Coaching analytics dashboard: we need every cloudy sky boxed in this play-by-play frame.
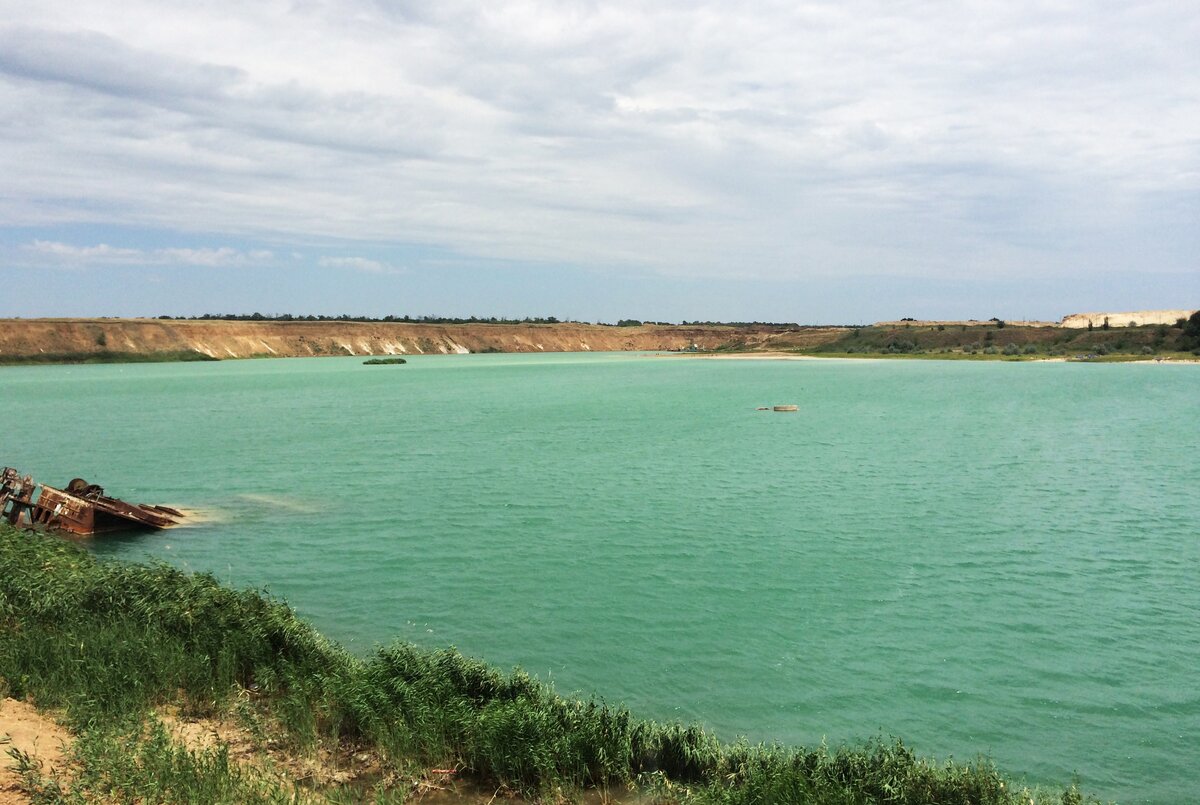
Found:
[1,1,1196,322]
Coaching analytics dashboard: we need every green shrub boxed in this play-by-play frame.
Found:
[1181,311,1200,349]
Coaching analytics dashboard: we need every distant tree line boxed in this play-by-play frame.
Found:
[163,313,568,325]
[154,314,809,328]
[677,320,802,328]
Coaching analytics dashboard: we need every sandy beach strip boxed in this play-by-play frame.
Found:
[653,351,830,361]
[655,351,1199,364]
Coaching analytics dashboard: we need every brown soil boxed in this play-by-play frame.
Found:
[158,704,391,792]
[0,699,71,805]
[0,319,846,362]
[157,707,528,803]
[1,698,651,804]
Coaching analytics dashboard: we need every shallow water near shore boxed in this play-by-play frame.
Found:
[3,353,1197,802]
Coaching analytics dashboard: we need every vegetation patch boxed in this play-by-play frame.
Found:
[795,317,1200,361]
[0,525,1101,803]
[0,350,219,366]
[363,357,408,365]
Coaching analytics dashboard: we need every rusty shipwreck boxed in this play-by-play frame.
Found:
[1,467,183,535]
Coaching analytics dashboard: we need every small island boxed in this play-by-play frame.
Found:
[362,357,407,365]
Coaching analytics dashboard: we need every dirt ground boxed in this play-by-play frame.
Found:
[0,318,818,361]
[1,699,645,804]
[0,699,71,805]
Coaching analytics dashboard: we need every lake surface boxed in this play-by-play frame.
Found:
[3,353,1197,802]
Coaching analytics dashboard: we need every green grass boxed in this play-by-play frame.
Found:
[0,525,1103,803]
[11,721,318,805]
[0,350,219,366]
[789,322,1200,362]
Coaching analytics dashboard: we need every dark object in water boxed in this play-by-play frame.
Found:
[363,357,407,365]
[1,466,183,535]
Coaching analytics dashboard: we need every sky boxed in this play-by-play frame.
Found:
[1,1,1197,323]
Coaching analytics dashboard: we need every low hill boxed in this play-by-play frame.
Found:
[0,318,848,364]
[806,317,1200,358]
[1060,309,1196,328]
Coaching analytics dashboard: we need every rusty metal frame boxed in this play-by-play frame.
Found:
[2,466,183,535]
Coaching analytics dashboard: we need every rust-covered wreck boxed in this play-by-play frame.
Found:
[1,467,183,535]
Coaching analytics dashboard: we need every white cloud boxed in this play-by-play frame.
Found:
[26,240,274,267]
[317,256,399,274]
[0,1,1197,283]
[158,247,274,267]
[28,240,142,260]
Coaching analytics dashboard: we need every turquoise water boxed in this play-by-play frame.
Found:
[3,353,1197,802]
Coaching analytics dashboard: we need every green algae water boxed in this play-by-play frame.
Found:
[3,353,1197,802]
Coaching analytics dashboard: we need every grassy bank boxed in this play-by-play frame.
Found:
[0,525,1099,803]
[0,350,220,366]
[790,317,1200,361]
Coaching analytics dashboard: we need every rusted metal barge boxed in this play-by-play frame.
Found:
[1,466,183,535]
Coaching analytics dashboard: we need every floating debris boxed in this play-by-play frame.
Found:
[1,466,184,535]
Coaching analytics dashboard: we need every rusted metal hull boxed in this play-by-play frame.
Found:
[1,467,183,535]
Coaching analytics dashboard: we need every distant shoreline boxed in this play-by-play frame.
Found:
[0,318,845,365]
[1,316,1197,365]
[662,351,1200,364]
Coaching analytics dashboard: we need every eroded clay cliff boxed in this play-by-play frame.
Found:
[0,319,846,361]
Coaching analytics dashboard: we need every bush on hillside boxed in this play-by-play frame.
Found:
[1182,311,1200,347]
